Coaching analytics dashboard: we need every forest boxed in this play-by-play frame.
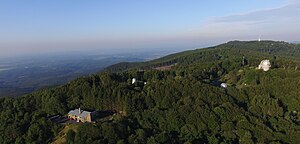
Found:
[0,41,300,144]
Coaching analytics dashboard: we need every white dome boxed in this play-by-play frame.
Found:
[220,83,227,88]
[258,60,271,71]
[132,78,137,84]
[262,60,270,66]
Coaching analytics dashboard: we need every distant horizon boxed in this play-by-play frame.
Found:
[1,39,298,60]
[1,0,300,57]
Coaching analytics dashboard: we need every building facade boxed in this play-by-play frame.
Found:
[67,108,94,122]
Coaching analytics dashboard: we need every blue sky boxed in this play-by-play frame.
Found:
[0,0,298,57]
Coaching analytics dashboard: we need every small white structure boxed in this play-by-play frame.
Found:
[132,78,137,84]
[220,83,227,88]
[258,60,271,71]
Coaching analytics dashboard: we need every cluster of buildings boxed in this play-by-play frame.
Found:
[67,59,273,121]
[220,59,272,88]
[132,78,147,85]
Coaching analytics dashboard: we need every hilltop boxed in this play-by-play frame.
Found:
[0,41,300,143]
[105,40,300,72]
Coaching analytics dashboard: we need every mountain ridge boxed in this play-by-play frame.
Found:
[105,40,300,72]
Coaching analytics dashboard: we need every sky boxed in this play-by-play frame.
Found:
[0,0,299,57]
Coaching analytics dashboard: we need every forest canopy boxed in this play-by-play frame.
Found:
[1,41,300,144]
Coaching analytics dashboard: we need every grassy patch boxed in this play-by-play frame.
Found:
[51,124,79,144]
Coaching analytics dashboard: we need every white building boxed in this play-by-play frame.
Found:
[258,60,271,71]
[220,83,227,88]
[132,78,137,84]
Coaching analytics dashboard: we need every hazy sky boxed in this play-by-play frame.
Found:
[0,0,299,57]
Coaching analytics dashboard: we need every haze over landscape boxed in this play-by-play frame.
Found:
[1,0,297,97]
[1,0,299,57]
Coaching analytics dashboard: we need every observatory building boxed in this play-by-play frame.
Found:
[220,83,227,88]
[132,78,137,84]
[258,60,271,71]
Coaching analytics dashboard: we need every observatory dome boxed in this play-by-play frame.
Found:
[220,83,227,88]
[262,60,270,65]
[258,60,271,71]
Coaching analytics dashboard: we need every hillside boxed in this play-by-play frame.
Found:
[0,41,300,143]
[105,41,300,72]
[0,54,147,97]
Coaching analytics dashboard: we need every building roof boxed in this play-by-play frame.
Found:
[68,108,91,118]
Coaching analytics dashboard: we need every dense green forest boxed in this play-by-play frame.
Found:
[1,41,300,143]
